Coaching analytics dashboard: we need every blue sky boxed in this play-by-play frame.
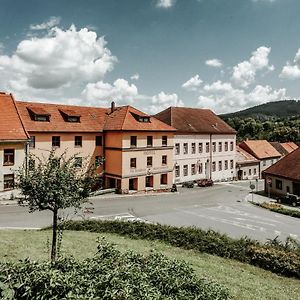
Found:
[0,0,300,113]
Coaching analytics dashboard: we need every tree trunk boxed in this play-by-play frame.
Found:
[51,208,58,262]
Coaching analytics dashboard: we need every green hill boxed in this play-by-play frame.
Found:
[221,100,300,119]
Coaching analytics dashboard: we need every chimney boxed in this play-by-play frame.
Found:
[111,101,115,113]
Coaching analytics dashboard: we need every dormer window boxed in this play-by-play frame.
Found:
[59,109,81,123]
[131,112,150,123]
[27,107,50,122]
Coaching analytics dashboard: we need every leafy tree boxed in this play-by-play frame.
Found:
[17,151,98,261]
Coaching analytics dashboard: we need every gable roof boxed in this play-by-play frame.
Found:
[270,142,289,156]
[281,142,298,153]
[236,145,259,164]
[263,148,300,182]
[103,106,176,131]
[239,140,281,160]
[17,101,107,133]
[0,93,28,141]
[154,107,236,134]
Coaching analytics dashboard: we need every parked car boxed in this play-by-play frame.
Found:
[182,181,194,188]
[197,179,214,187]
[277,193,300,207]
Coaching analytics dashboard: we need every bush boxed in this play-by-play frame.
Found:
[0,238,229,300]
[63,220,300,279]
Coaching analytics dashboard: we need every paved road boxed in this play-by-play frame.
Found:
[1,180,299,242]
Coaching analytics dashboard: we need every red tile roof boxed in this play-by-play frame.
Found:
[236,145,259,164]
[263,148,300,182]
[281,142,298,153]
[239,140,281,160]
[270,142,289,156]
[103,106,176,131]
[154,107,236,134]
[0,93,28,140]
[17,101,107,133]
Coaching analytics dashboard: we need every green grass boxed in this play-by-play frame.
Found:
[0,229,299,300]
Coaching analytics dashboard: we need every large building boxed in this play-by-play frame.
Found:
[263,148,300,196]
[155,107,236,183]
[0,93,29,192]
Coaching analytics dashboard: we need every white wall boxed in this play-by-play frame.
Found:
[173,134,236,183]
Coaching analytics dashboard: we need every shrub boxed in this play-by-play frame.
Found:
[0,238,229,300]
[63,220,300,279]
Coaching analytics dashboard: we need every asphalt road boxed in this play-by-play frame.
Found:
[1,180,300,242]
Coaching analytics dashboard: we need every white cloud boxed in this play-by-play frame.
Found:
[149,91,184,114]
[182,74,203,91]
[280,49,300,79]
[130,73,139,80]
[231,46,274,88]
[82,79,138,106]
[156,0,175,8]
[30,16,61,30]
[197,80,286,113]
[205,58,222,68]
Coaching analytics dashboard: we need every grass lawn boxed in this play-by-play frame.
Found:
[0,229,299,300]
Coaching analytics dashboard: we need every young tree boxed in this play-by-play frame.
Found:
[17,151,98,261]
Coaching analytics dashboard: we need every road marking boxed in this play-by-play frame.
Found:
[0,227,41,230]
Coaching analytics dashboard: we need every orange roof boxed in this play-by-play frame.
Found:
[103,106,176,131]
[263,148,300,182]
[236,145,259,164]
[281,142,298,153]
[17,101,107,133]
[0,93,28,141]
[155,107,236,134]
[239,140,281,160]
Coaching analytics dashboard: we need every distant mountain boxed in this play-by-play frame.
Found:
[220,100,300,119]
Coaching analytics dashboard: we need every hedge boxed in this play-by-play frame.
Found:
[63,220,300,279]
[0,238,229,300]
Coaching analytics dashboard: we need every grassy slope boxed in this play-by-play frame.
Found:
[0,230,299,300]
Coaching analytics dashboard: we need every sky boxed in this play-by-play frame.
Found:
[0,0,300,114]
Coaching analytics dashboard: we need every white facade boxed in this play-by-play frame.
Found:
[236,163,260,180]
[260,158,280,174]
[173,134,236,183]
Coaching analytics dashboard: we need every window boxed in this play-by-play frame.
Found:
[146,176,153,188]
[147,136,153,147]
[206,142,209,153]
[160,174,168,185]
[249,169,252,175]
[147,156,153,167]
[275,179,282,190]
[191,164,196,175]
[162,136,168,147]
[198,163,203,173]
[212,162,216,172]
[3,174,14,190]
[52,136,60,148]
[175,165,180,177]
[199,143,203,153]
[66,116,80,123]
[191,143,196,154]
[183,143,188,154]
[175,143,180,155]
[130,158,136,168]
[287,186,290,193]
[230,160,234,169]
[230,141,234,151]
[225,142,228,151]
[218,142,222,152]
[225,160,228,170]
[96,136,102,146]
[95,156,102,167]
[29,136,35,148]
[212,142,216,152]
[75,136,82,147]
[183,165,188,176]
[162,155,167,165]
[263,160,266,166]
[254,168,257,175]
[34,115,49,122]
[271,159,274,165]
[218,161,222,171]
[3,149,15,166]
[74,157,82,168]
[130,136,137,147]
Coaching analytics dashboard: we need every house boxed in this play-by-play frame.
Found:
[236,146,260,180]
[239,140,281,178]
[270,142,298,156]
[263,148,300,196]
[155,107,236,183]
[281,142,298,154]
[0,93,29,193]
